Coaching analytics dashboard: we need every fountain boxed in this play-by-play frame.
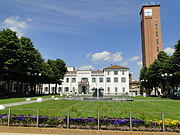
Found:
[83,87,113,101]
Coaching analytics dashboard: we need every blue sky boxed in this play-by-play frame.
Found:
[0,0,179,80]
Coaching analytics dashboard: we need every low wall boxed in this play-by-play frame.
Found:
[0,126,179,135]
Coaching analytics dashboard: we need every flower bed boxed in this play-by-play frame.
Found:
[0,114,180,132]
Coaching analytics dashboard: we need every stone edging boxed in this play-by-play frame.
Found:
[0,126,180,135]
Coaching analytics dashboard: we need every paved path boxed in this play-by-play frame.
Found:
[2,98,51,107]
[0,133,54,135]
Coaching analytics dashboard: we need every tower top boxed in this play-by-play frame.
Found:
[140,4,160,15]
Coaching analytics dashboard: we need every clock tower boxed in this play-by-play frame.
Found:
[140,5,162,67]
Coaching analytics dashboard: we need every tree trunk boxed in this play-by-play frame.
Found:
[7,81,10,94]
[48,84,50,94]
[55,83,57,94]
[155,87,157,96]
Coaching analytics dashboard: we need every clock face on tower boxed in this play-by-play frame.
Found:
[144,9,152,16]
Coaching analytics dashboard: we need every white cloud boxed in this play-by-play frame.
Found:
[164,47,175,56]
[137,61,142,66]
[86,53,91,58]
[27,18,32,22]
[91,51,123,62]
[121,61,128,66]
[78,65,95,70]
[0,16,32,37]
[129,56,139,61]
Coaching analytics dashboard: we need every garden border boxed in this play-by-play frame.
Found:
[0,126,180,135]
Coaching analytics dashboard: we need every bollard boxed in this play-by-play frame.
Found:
[7,108,11,126]
[36,109,39,127]
[98,110,100,130]
[129,111,132,131]
[67,109,70,128]
[162,112,165,132]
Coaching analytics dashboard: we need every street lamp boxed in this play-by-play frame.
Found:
[140,79,148,95]
[34,73,42,95]
[161,73,172,98]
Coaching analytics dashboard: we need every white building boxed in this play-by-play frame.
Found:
[42,65,129,95]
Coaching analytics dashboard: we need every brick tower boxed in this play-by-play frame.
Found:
[140,4,163,67]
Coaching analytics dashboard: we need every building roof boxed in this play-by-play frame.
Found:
[139,4,160,15]
[103,65,129,70]
[130,81,141,84]
[67,71,77,74]
[91,71,103,74]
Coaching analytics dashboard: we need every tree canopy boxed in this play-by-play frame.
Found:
[140,39,180,97]
[0,29,67,96]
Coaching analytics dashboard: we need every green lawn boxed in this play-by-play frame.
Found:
[4,98,180,120]
[0,97,26,104]
[0,95,170,105]
[134,96,170,100]
[0,95,59,104]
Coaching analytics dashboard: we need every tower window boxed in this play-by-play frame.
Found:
[155,24,158,29]
[156,31,158,37]
[156,39,159,45]
[157,47,159,52]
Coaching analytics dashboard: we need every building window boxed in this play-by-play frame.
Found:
[44,87,48,92]
[99,78,103,83]
[156,31,158,37]
[65,87,69,92]
[107,71,110,75]
[51,87,55,92]
[114,71,118,75]
[155,24,158,29]
[72,78,76,83]
[73,87,75,92]
[81,78,88,83]
[121,77,126,83]
[114,77,118,83]
[122,71,125,75]
[106,77,111,83]
[157,47,159,52]
[66,78,69,83]
[58,87,62,92]
[115,87,118,92]
[92,78,96,83]
[156,39,159,45]
[122,87,125,92]
[107,87,110,92]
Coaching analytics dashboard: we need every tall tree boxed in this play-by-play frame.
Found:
[0,29,21,94]
[48,59,67,94]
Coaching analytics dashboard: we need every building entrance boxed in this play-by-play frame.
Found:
[81,86,87,94]
[78,84,89,94]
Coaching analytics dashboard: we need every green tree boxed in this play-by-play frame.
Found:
[170,40,180,88]
[0,29,21,94]
[47,59,67,94]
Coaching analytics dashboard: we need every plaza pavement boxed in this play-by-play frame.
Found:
[2,98,51,107]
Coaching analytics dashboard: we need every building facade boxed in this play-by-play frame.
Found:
[140,4,163,67]
[42,65,129,95]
